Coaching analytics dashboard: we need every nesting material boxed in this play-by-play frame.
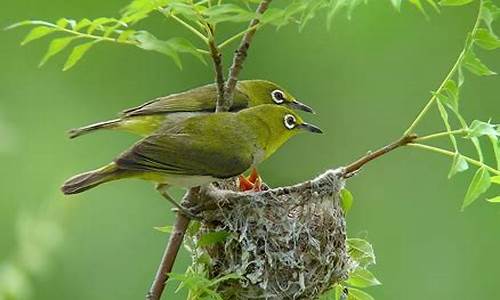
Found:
[194,169,352,299]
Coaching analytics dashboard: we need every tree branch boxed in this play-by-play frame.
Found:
[206,25,226,112]
[220,0,272,112]
[146,189,199,300]
[343,134,418,177]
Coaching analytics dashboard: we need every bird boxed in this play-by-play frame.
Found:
[68,80,314,139]
[61,105,322,214]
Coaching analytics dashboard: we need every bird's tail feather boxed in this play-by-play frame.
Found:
[61,163,125,195]
[68,119,121,139]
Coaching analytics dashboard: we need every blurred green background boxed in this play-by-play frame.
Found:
[1,1,499,299]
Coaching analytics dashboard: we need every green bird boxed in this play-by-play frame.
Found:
[68,80,314,139]
[61,105,322,198]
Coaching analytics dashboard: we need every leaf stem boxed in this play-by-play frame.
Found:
[219,23,260,49]
[408,143,500,175]
[414,129,467,142]
[169,14,209,44]
[55,26,138,45]
[402,0,483,136]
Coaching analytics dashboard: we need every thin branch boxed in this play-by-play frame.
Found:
[146,189,198,300]
[219,23,261,49]
[413,129,467,142]
[219,0,272,112]
[206,25,226,109]
[169,13,209,43]
[408,143,500,175]
[343,134,418,177]
[402,0,483,136]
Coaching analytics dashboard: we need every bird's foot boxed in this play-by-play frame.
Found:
[238,167,263,192]
[171,205,202,220]
[156,183,202,220]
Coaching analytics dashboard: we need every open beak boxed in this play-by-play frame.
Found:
[298,122,323,134]
[289,99,315,114]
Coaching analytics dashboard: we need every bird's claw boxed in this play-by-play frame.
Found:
[171,205,202,220]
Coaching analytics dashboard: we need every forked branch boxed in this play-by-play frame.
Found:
[220,0,273,112]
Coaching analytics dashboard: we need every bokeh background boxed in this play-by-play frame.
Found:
[1,1,499,299]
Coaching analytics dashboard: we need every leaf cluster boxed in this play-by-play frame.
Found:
[5,0,375,70]
[162,221,236,300]
[406,0,500,209]
[320,238,380,300]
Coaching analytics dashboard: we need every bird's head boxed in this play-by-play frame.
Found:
[238,80,315,114]
[239,105,322,159]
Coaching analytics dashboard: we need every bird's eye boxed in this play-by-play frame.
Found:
[283,114,296,130]
[271,90,286,104]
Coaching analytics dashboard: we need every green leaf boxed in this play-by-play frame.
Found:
[340,188,353,214]
[87,17,123,34]
[346,268,381,288]
[439,0,474,6]
[448,153,469,178]
[167,37,206,65]
[491,176,500,184]
[410,0,429,17]
[4,20,54,30]
[462,167,491,210]
[486,196,500,203]
[443,79,459,111]
[56,18,76,29]
[462,49,496,76]
[426,0,441,12]
[117,29,136,42]
[135,31,182,68]
[347,287,375,300]
[488,135,500,170]
[197,231,231,247]
[187,220,201,237]
[481,0,500,32]
[75,18,92,31]
[391,0,402,10]
[21,26,57,45]
[474,28,500,50]
[435,98,458,151]
[63,41,96,71]
[39,36,77,66]
[153,225,174,233]
[347,238,376,267]
[203,4,255,24]
[467,120,499,138]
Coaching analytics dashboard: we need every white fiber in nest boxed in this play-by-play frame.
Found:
[194,169,353,300]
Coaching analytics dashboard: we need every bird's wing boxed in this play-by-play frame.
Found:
[122,84,249,117]
[115,118,254,179]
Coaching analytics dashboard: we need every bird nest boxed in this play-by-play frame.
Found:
[189,168,352,299]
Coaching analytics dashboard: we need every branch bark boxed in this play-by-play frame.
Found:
[343,134,418,177]
[206,25,226,113]
[146,189,199,300]
[220,0,272,112]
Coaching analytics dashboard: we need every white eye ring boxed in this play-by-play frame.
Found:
[283,114,296,129]
[271,89,285,104]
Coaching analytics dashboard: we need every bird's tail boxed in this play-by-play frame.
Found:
[68,119,121,139]
[61,163,126,195]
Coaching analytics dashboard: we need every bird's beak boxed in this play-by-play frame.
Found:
[298,122,323,134]
[289,99,315,114]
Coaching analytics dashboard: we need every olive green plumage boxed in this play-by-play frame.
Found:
[68,80,313,139]
[62,105,322,195]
